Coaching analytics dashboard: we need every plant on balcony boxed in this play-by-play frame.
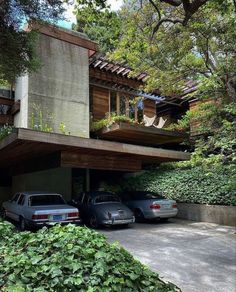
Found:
[91,113,136,132]
[0,124,13,141]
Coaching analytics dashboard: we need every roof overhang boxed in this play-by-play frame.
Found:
[0,128,190,174]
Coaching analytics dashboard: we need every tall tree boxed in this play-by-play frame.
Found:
[0,0,67,82]
[73,0,121,53]
[111,0,236,102]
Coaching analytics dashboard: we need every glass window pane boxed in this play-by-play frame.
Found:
[110,91,117,113]
[120,96,126,115]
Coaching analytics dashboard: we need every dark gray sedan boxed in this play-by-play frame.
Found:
[2,192,81,230]
[71,191,135,228]
[119,191,178,222]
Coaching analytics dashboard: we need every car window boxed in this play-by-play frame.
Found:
[17,194,25,205]
[83,194,92,205]
[29,195,66,206]
[11,193,20,203]
[94,195,120,204]
[130,192,165,200]
[74,192,85,203]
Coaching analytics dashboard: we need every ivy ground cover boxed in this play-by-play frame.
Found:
[0,221,180,292]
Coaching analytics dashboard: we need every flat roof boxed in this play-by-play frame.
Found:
[0,128,190,173]
[27,22,98,54]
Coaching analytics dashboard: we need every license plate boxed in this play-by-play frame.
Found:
[162,204,171,209]
[52,215,63,221]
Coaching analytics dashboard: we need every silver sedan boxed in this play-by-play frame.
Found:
[2,192,81,230]
[119,191,178,222]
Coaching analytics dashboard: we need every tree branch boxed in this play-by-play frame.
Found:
[148,0,161,20]
[152,17,183,37]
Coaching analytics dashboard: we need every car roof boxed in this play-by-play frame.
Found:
[85,191,116,197]
[16,192,62,196]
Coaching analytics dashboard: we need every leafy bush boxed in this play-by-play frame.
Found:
[0,124,13,141]
[0,222,180,292]
[116,165,236,206]
[91,113,135,132]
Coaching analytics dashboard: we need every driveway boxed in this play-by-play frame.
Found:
[101,219,236,292]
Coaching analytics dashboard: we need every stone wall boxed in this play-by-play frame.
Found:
[177,203,236,227]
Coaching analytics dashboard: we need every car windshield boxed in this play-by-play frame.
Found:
[29,195,66,206]
[94,195,120,204]
[130,192,165,200]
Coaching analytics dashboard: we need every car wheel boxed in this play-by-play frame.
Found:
[134,209,145,222]
[89,215,99,229]
[19,217,27,231]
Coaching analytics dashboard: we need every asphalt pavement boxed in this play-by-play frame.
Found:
[100,218,236,292]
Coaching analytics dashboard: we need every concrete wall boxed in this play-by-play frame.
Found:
[0,187,11,206]
[177,203,236,227]
[15,34,90,137]
[14,75,29,128]
[12,168,72,201]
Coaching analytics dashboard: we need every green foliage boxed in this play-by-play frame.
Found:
[59,122,71,135]
[30,104,53,133]
[0,222,180,291]
[91,113,135,131]
[0,124,13,141]
[111,0,236,102]
[74,1,122,53]
[108,164,236,206]
[0,0,67,82]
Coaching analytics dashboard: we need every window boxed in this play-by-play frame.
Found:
[83,194,92,205]
[94,195,120,204]
[120,95,126,115]
[109,92,143,122]
[11,193,20,203]
[29,195,66,206]
[110,91,117,113]
[18,194,25,205]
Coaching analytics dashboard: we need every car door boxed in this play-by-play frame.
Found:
[16,194,26,221]
[6,193,21,221]
[81,193,93,221]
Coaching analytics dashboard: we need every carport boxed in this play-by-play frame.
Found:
[0,128,190,203]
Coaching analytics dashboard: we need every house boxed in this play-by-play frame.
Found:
[0,24,191,204]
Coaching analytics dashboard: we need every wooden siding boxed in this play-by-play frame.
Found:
[92,86,109,121]
[61,152,141,172]
[143,99,156,118]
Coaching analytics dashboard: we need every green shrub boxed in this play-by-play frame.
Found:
[0,124,13,141]
[107,165,236,206]
[0,222,180,292]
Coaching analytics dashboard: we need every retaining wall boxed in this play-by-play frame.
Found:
[177,203,236,226]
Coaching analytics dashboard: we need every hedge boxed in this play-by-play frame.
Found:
[117,165,236,206]
[0,221,180,292]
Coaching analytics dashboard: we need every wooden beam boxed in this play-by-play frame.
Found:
[90,67,143,88]
[61,151,142,172]
[0,115,13,125]
[0,96,14,106]
[11,100,20,115]
[28,22,98,52]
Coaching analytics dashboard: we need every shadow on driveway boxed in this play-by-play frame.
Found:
[100,219,236,292]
